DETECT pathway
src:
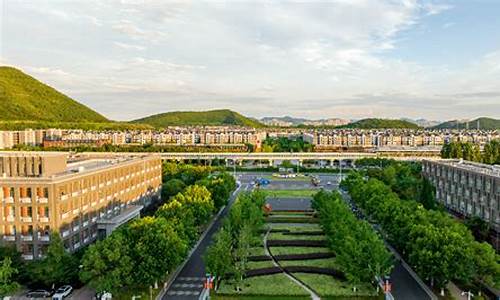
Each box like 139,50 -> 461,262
263,228 -> 321,300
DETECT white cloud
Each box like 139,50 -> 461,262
113,42 -> 146,51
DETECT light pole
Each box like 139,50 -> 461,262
461,291 -> 474,300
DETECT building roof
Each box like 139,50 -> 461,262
429,159 -> 500,178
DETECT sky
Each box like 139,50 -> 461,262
1,0 -> 500,122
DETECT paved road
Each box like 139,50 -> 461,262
266,197 -> 312,211
161,178 -> 252,299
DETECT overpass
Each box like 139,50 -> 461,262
158,151 -> 441,165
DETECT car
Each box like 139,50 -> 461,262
26,290 -> 53,298
94,291 -> 112,300
52,285 -> 72,300
326,181 -> 332,185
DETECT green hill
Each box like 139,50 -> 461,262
0,66 -> 108,123
132,109 -> 264,128
432,117 -> 500,130
339,118 -> 420,129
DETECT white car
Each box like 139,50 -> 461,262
52,285 -> 72,300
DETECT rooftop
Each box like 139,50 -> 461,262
431,159 -> 500,178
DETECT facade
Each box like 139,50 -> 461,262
0,152 -> 162,260
422,159 -> 500,248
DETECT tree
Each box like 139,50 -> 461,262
419,178 -> 437,209
233,224 -> 252,290
156,199 -> 198,245
126,217 -> 188,286
173,185 -> 214,226
204,227 -> 233,288
471,242 -> 500,288
29,232 -> 79,287
80,231 -> 134,293
0,257 -> 19,296
162,178 -> 186,199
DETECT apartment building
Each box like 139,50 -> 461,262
0,152 -> 162,260
422,159 -> 500,248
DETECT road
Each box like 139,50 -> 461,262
160,175 -> 253,299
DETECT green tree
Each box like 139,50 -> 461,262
0,257 -> 19,296
156,199 -> 198,245
162,178 -> 186,199
173,185 -> 214,226
204,227 -> 233,288
471,242 -> 500,288
29,232 -> 79,287
80,231 -> 134,293
126,217 -> 188,286
233,224 -> 252,290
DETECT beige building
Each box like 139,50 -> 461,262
0,152 -> 162,260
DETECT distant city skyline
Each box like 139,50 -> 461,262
1,0 -> 500,121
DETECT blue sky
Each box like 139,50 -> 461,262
1,0 -> 499,121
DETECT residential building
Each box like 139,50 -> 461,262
0,152 -> 162,260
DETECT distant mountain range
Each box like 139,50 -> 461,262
400,118 -> 441,128
432,117 -> 500,130
339,118 -> 420,129
260,116 -> 350,127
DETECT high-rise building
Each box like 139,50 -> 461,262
0,152 -> 162,260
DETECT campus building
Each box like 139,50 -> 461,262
422,159 -> 500,249
0,152 -> 162,260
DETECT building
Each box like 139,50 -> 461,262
0,152 -> 162,260
422,159 -> 500,249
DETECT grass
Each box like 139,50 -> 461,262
269,224 -> 322,231
113,285 -> 162,300
264,189 -> 318,198
249,246 -> 266,256
268,232 -> 326,241
269,247 -> 332,256
247,260 -> 275,269
279,257 -> 339,269
213,296 -> 310,300
216,273 -> 309,296
294,274 -> 380,298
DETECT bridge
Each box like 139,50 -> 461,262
158,151 -> 441,165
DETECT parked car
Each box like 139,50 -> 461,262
52,285 -> 72,300
26,290 -> 53,299
94,291 -> 112,300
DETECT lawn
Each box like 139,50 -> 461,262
269,247 -> 332,256
264,189 -> 318,198
293,274 -> 380,298
216,273 -> 309,296
269,223 -> 322,231
249,246 -> 266,256
247,260 -> 275,269
268,231 -> 326,241
279,257 -> 339,269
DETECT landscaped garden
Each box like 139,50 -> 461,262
204,189 -> 387,299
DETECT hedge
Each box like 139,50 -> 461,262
267,240 -> 327,247
274,252 -> 335,261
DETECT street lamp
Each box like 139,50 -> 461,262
461,291 -> 474,300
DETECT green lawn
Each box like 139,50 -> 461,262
279,257 -> 339,269
293,274 -> 380,298
249,246 -> 266,256
247,260 -> 275,269
216,273 -> 309,296
269,247 -> 332,256
264,189 -> 318,198
269,224 -> 322,232
268,231 -> 326,241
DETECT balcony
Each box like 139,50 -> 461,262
82,205 -> 88,211
21,235 -> 33,241
92,216 -> 97,223
71,191 -> 79,197
20,197 -> 32,204
38,235 -> 50,242
62,230 -> 70,238
3,235 -> 15,241
61,194 -> 69,201
82,221 -> 89,227
4,197 -> 14,204
73,225 -> 80,232
37,197 -> 48,203
91,201 -> 97,207
73,208 -> 80,215
21,217 -> 33,223
6,216 -> 15,222
22,254 -> 34,260
83,237 -> 89,244
39,217 -> 49,223
61,212 -> 69,219
91,186 -> 97,191
91,232 -> 97,238
82,188 -> 88,194
74,242 -> 81,249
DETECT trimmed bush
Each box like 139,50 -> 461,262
284,266 -> 346,280
275,252 -> 335,261
267,240 -> 327,247
248,255 -> 272,262
245,267 -> 282,277
283,231 -> 324,236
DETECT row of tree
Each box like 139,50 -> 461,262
312,190 -> 393,289
204,190 -> 266,290
441,140 -> 500,164
261,137 -> 314,152
340,173 -> 500,291
356,158 -> 437,209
